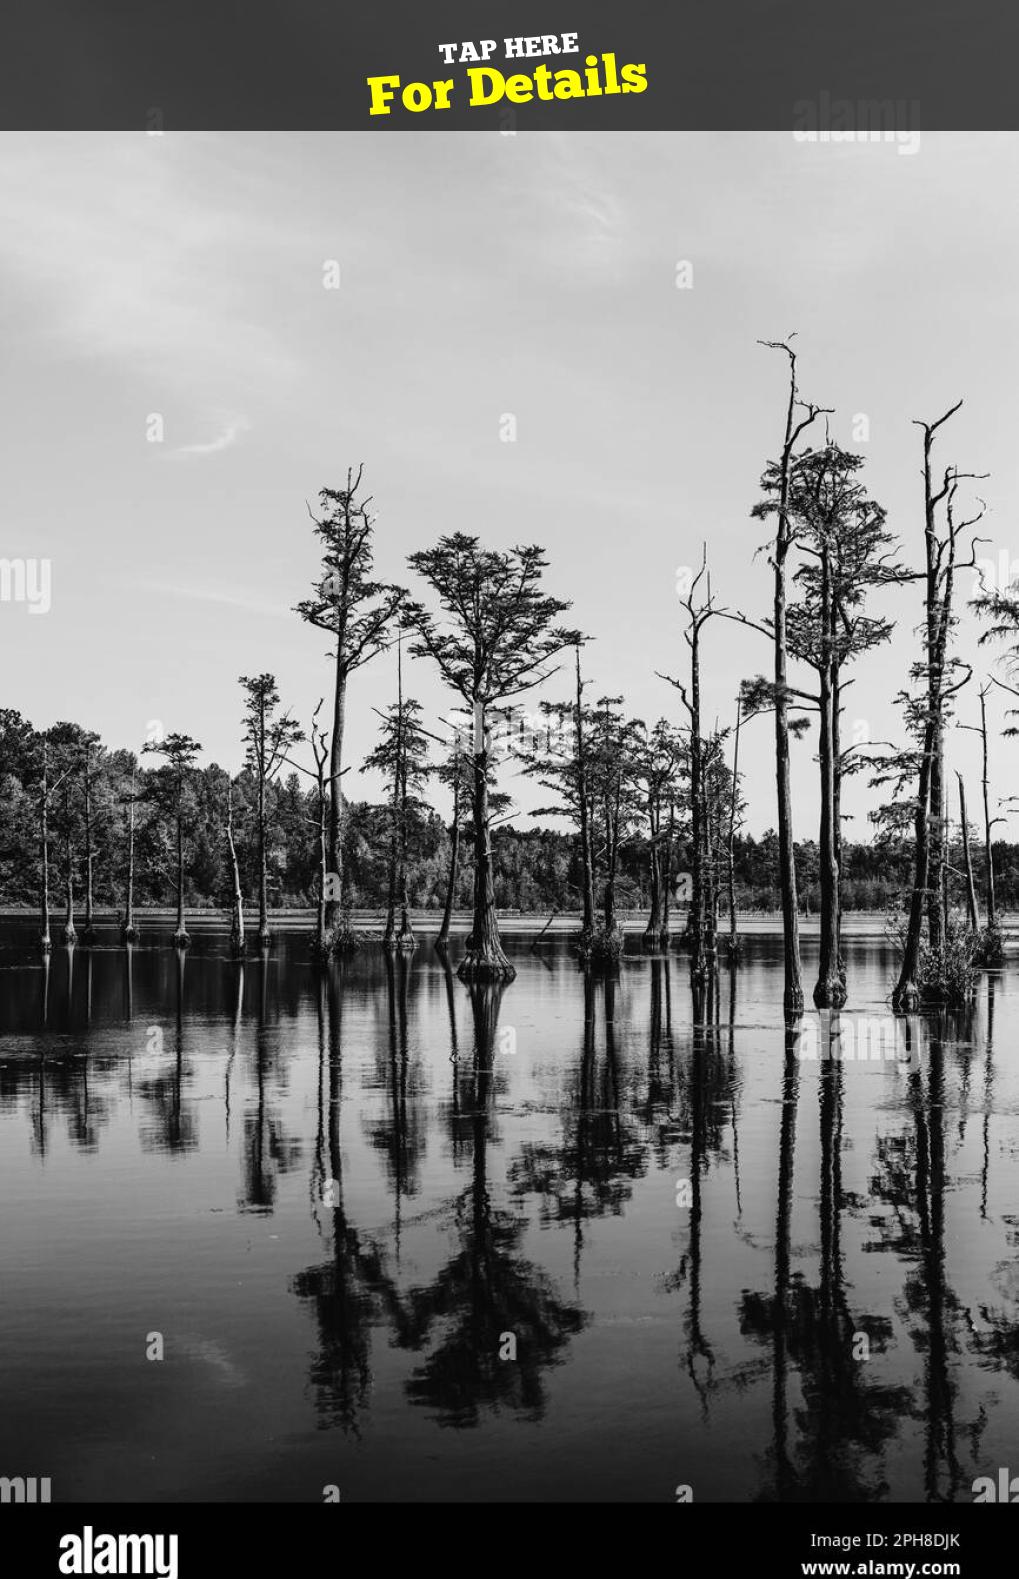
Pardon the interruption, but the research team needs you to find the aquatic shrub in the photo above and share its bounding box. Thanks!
[916,921,978,1008]
[971,925,1005,967]
[331,914,365,955]
[576,920,624,970]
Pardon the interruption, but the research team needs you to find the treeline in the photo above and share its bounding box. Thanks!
[2,704,1016,919]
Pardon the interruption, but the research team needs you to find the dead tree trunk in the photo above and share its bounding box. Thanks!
[226,782,246,956]
[706,758,722,955]
[39,746,52,953]
[980,686,997,930]
[957,772,979,930]
[764,339,822,1016]
[173,792,189,948]
[122,769,138,943]
[726,694,741,960]
[689,619,709,983]
[894,402,963,1010]
[661,801,675,948]
[62,786,76,944]
[257,752,270,947]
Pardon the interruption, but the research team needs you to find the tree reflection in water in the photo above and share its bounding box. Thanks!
[394,979,587,1426]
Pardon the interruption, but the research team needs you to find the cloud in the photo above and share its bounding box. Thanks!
[171,414,251,457]
[505,134,630,280]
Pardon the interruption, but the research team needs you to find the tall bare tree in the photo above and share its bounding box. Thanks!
[892,404,985,1009]
[224,773,246,955]
[295,466,405,947]
[282,701,345,958]
[660,548,725,985]
[724,691,748,961]
[751,339,830,1015]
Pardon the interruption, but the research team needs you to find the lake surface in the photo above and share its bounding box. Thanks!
[1,920,1017,1503]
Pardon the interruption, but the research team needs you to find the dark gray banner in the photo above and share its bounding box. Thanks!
[0,0,1011,130]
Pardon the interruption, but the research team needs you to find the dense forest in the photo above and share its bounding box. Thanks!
[7,344,1019,1011]
[3,720,1019,923]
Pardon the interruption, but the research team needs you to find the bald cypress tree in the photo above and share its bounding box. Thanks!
[239,673,303,948]
[141,732,202,948]
[406,535,576,981]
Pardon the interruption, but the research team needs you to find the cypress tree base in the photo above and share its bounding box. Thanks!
[812,973,847,1010]
[458,943,516,982]
[782,985,805,1017]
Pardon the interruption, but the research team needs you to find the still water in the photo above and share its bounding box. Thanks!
[1,921,1016,1503]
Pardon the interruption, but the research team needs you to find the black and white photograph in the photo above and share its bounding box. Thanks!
[1,7,1017,1557]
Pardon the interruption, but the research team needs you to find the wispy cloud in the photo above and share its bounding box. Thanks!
[171,414,251,457]
[505,134,630,280]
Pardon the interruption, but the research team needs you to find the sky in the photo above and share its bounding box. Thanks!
[2,130,1019,839]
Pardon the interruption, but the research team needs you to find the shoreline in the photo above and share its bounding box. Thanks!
[2,908,1014,939]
